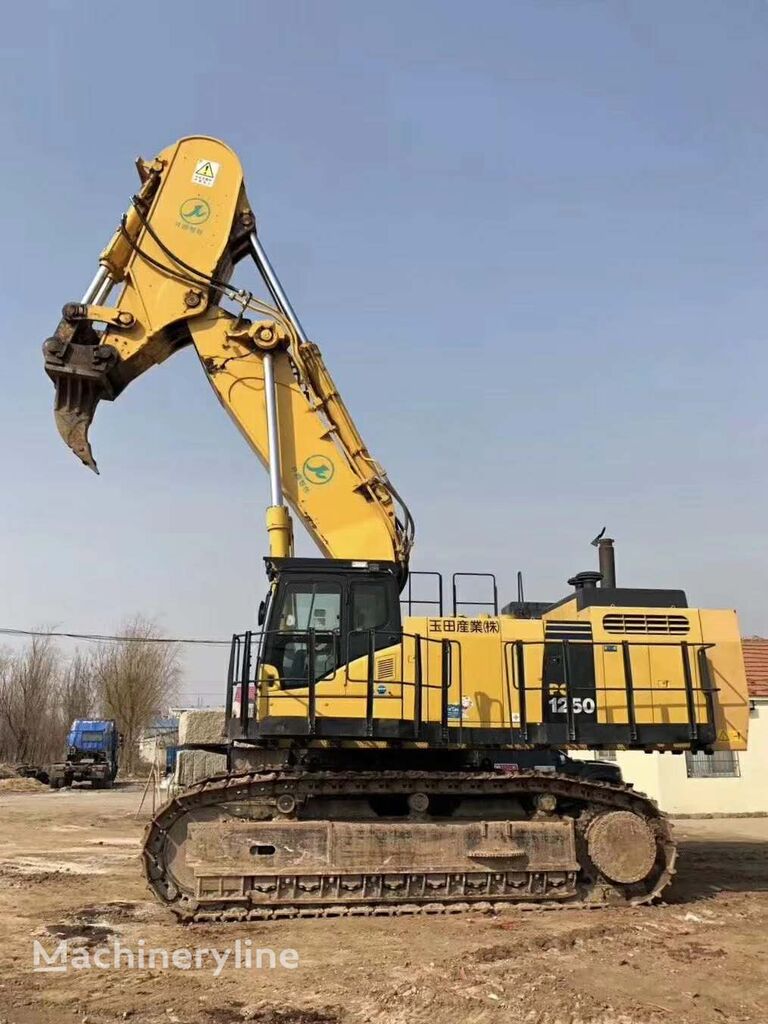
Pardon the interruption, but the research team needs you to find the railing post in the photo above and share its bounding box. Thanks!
[515,641,528,742]
[697,646,716,733]
[503,643,514,744]
[365,629,375,737]
[621,641,638,743]
[307,629,317,736]
[562,639,576,743]
[681,642,698,743]
[441,639,451,743]
[456,639,464,745]
[224,634,237,725]
[239,631,252,735]
[413,634,423,739]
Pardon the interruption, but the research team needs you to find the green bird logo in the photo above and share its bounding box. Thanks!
[306,460,330,480]
[303,456,334,485]
[180,198,211,225]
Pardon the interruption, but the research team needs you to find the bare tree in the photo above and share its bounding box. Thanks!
[58,650,96,730]
[91,617,181,772]
[0,647,14,763]
[0,623,179,770]
[0,635,62,764]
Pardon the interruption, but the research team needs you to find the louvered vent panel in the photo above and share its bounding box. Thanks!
[376,656,396,680]
[602,614,689,636]
[544,621,593,640]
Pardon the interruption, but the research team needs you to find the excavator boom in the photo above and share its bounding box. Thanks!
[43,136,413,569]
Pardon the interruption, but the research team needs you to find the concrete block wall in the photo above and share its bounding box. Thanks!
[173,709,228,790]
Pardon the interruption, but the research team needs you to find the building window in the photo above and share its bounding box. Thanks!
[595,751,617,762]
[685,751,740,779]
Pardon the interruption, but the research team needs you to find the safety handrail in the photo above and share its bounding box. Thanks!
[504,638,718,744]
[226,629,717,745]
[226,626,463,739]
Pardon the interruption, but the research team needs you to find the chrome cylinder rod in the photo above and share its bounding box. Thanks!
[80,265,110,304]
[262,351,284,507]
[249,232,309,346]
[92,276,114,306]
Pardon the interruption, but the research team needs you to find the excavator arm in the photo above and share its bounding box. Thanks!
[42,136,413,571]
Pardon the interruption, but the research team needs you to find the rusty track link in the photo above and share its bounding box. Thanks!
[142,770,676,923]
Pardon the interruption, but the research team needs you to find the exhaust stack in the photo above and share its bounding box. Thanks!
[597,536,616,589]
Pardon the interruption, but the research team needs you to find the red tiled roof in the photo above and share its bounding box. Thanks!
[742,638,768,698]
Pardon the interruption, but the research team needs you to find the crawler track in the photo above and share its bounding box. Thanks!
[142,770,676,923]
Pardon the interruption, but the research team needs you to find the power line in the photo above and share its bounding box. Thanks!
[0,627,231,647]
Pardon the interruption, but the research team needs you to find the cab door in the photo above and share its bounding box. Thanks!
[261,572,402,689]
[263,577,344,688]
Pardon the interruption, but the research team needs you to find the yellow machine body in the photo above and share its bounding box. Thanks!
[255,602,748,754]
[43,135,749,760]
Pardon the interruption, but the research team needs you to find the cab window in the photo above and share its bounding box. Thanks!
[351,582,389,632]
[269,581,341,687]
[278,582,341,633]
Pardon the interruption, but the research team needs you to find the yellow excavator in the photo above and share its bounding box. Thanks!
[43,136,749,921]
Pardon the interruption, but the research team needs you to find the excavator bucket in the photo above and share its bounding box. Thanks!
[42,326,119,474]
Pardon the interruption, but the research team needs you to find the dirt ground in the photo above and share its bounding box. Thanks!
[0,785,765,1024]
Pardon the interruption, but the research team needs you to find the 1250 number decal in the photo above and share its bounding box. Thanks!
[548,696,596,714]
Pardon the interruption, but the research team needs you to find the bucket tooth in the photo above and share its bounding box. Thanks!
[53,376,101,473]
[43,332,119,472]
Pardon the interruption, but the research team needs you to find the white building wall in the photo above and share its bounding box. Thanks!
[653,699,767,814]
[613,750,663,802]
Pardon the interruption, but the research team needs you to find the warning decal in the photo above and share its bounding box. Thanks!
[192,159,220,188]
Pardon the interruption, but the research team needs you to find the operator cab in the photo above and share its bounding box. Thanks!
[259,558,402,689]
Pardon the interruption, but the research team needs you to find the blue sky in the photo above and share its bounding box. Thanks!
[2,1,767,698]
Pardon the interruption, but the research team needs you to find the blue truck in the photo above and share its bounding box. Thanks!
[47,719,120,789]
